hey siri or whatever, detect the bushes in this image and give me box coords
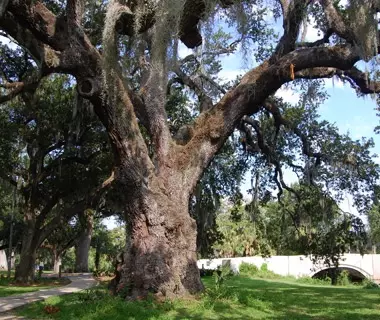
[239,262,258,276]
[337,270,351,286]
[296,276,331,285]
[239,262,280,279]
[362,279,379,289]
[199,269,215,277]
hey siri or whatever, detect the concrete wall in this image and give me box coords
[198,254,380,280]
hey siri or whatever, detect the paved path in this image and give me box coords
[0,274,96,316]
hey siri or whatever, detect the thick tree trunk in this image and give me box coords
[330,268,338,285]
[116,178,204,299]
[15,222,38,283]
[75,212,93,272]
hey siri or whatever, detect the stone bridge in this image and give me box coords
[198,254,380,282]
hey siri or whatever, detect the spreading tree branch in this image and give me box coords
[0,80,39,104]
[171,66,213,112]
[273,0,310,58]
[38,171,114,245]
[320,0,355,43]
[66,0,85,27]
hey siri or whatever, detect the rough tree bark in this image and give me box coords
[15,212,39,283]
[75,211,94,273]
[116,174,204,297]
[2,0,380,297]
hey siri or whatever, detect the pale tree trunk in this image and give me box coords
[75,211,94,272]
[53,251,62,274]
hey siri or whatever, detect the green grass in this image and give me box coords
[15,276,380,319]
[0,270,15,277]
[0,277,70,297]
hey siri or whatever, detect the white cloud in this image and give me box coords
[275,87,300,104]
[324,78,345,89]
[218,69,245,83]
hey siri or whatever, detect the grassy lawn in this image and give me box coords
[0,270,15,277]
[15,276,380,320]
[0,276,71,297]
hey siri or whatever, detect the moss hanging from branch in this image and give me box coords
[102,0,133,105]
[348,0,379,62]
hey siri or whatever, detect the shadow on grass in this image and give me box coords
[16,277,380,320]
[225,277,380,320]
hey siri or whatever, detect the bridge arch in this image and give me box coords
[310,264,371,282]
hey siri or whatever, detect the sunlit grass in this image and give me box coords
[15,276,380,319]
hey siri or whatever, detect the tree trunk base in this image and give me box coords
[115,212,203,299]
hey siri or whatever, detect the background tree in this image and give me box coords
[213,195,272,257]
[0,58,112,282]
[263,185,367,284]
[91,222,125,273]
[40,218,81,273]
[75,209,95,272]
[1,0,380,297]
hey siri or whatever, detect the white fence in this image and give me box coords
[198,254,380,280]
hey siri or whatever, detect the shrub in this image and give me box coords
[337,270,351,286]
[238,262,280,279]
[260,263,269,272]
[239,262,258,276]
[296,276,331,285]
[214,264,234,289]
[199,268,215,277]
[362,279,379,289]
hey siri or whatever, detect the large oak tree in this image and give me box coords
[1,0,380,297]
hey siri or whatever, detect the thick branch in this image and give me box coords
[172,66,213,112]
[38,151,102,184]
[294,66,380,94]
[7,0,67,51]
[320,0,356,43]
[66,0,85,27]
[0,81,39,104]
[0,13,43,64]
[38,172,114,245]
[339,67,380,94]
[173,44,361,192]
[273,0,310,58]
[278,0,289,18]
